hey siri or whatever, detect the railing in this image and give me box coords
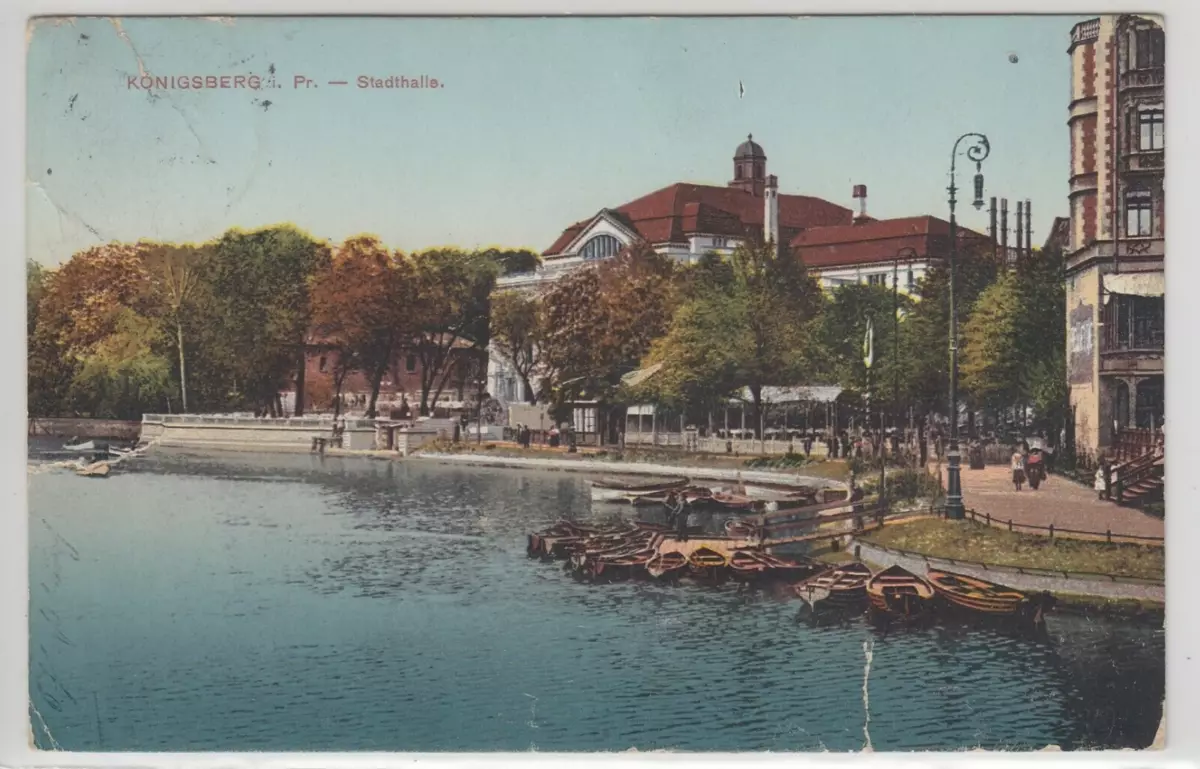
[1113,449,1163,501]
[1114,428,1163,462]
[1071,18,1100,46]
[955,507,1163,546]
[1120,67,1165,89]
[142,413,377,430]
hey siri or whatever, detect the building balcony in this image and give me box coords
[1122,150,1164,173]
[1120,67,1164,90]
[1070,18,1100,48]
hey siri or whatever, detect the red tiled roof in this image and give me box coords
[544,183,856,256]
[789,215,989,269]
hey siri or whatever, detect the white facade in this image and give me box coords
[815,260,932,298]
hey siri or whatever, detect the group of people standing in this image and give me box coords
[513,423,533,448]
[1009,443,1047,491]
[663,491,693,542]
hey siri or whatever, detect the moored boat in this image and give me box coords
[926,569,1029,618]
[794,562,871,609]
[590,477,689,502]
[866,565,935,618]
[646,551,688,579]
[724,518,762,539]
[687,546,729,575]
[728,549,770,580]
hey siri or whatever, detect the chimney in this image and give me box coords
[852,184,868,222]
[764,174,780,245]
[1000,198,1009,258]
[1025,199,1033,258]
[1015,201,1025,263]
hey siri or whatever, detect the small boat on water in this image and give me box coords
[646,551,688,579]
[76,461,110,478]
[590,477,689,502]
[724,518,762,539]
[729,549,771,580]
[926,569,1030,618]
[866,565,936,619]
[794,562,871,609]
[687,546,729,573]
[694,493,762,513]
[742,481,820,499]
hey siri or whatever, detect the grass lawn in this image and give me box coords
[862,517,1164,581]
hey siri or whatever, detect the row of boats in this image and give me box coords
[588,476,821,513]
[527,519,1055,626]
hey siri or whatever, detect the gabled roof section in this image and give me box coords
[790,215,989,269]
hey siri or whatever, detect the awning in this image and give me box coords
[626,405,656,416]
[733,385,843,405]
[620,363,663,388]
[1103,272,1164,301]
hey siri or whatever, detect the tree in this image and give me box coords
[139,242,210,413]
[539,243,677,414]
[310,236,414,417]
[67,308,173,419]
[819,283,914,416]
[961,271,1024,412]
[490,290,542,403]
[408,248,498,415]
[202,225,331,415]
[28,244,154,417]
[478,247,541,276]
[633,243,825,438]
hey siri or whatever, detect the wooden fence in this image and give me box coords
[957,507,1163,547]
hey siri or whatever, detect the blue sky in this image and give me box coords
[26,15,1085,265]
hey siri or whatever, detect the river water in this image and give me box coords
[28,450,1164,752]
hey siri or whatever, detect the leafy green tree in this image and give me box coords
[961,270,1024,412]
[478,247,541,276]
[490,290,542,404]
[201,225,331,414]
[409,248,498,415]
[67,308,173,419]
[634,243,825,438]
[819,283,914,417]
[139,242,210,413]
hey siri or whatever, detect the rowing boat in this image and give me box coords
[687,546,728,570]
[866,565,935,618]
[728,550,770,579]
[590,477,689,502]
[724,518,762,539]
[925,569,1029,617]
[794,562,871,609]
[646,551,688,579]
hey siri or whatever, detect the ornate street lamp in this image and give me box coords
[892,246,919,458]
[945,133,990,520]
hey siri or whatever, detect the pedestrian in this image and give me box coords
[1010,446,1025,491]
[803,433,813,457]
[676,496,691,542]
[1027,448,1044,490]
[1098,454,1113,500]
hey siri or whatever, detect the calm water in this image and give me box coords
[28,450,1164,752]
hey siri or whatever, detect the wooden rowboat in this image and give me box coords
[794,563,871,609]
[646,551,688,579]
[729,550,770,579]
[695,493,762,513]
[724,518,762,539]
[687,546,729,570]
[590,477,689,502]
[926,569,1029,617]
[866,565,936,618]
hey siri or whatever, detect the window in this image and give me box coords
[1134,27,1165,69]
[753,165,763,180]
[579,234,623,261]
[405,354,417,373]
[735,166,744,180]
[1106,294,1164,351]
[1138,108,1164,151]
[1135,376,1164,430]
[318,355,328,373]
[712,237,728,248]
[906,268,915,290]
[866,273,886,286]
[1125,188,1153,236]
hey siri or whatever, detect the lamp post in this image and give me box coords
[945,132,990,520]
[893,246,918,462]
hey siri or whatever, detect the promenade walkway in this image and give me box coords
[948,463,1163,541]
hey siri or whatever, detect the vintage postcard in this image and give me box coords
[24,14,1166,753]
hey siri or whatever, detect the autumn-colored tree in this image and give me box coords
[28,244,154,416]
[490,290,542,403]
[67,308,173,419]
[539,243,677,418]
[408,248,498,415]
[310,236,414,417]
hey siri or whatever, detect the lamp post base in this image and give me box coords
[945,447,964,519]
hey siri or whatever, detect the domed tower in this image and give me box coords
[729,134,767,196]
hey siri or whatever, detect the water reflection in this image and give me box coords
[28,450,1163,752]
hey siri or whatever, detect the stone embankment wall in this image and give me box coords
[28,418,141,440]
[139,415,449,456]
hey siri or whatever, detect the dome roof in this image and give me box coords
[734,133,765,160]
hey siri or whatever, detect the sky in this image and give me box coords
[25,15,1086,265]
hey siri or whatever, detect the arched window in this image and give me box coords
[579,234,623,261]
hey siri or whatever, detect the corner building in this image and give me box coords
[1066,15,1164,459]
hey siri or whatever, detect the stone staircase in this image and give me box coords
[1113,450,1164,507]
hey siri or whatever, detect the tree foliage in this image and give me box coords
[490,290,542,403]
